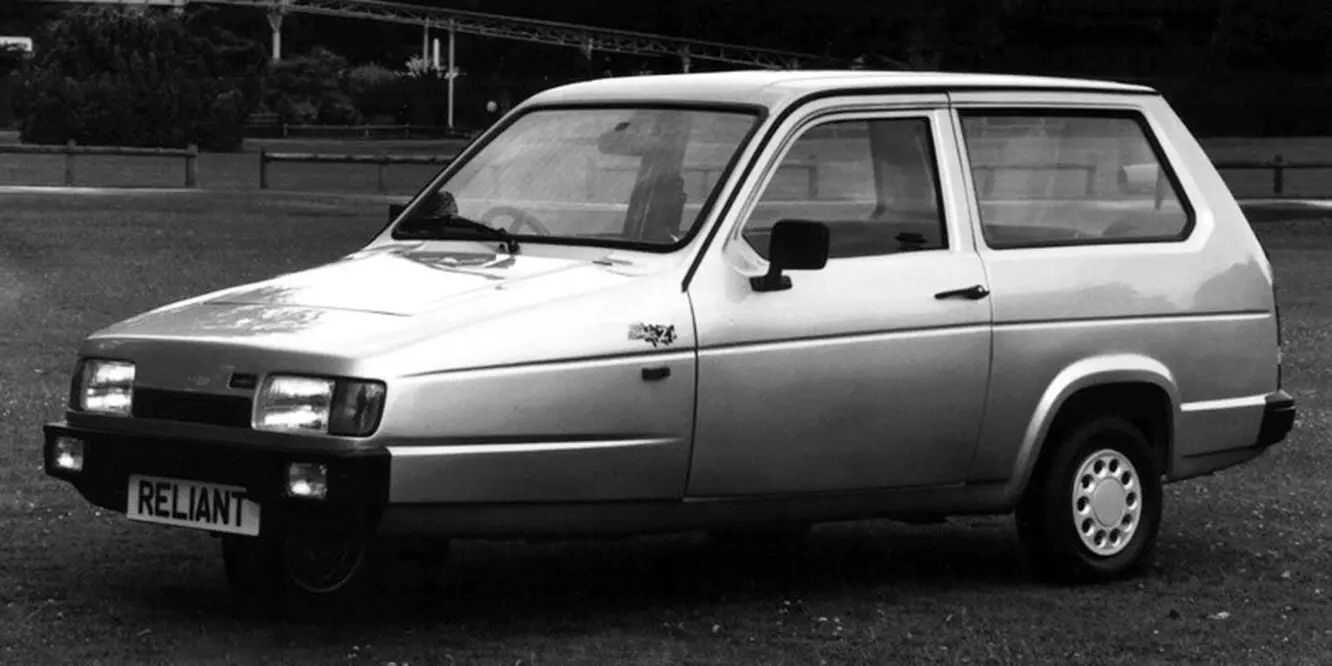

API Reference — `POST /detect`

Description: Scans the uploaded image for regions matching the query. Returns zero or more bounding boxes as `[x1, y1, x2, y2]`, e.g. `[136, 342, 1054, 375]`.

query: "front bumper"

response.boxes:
[42, 421, 391, 539]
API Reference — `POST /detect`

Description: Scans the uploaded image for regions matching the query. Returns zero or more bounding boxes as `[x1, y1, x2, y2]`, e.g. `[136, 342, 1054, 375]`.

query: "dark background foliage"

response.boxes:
[10, 6, 267, 150]
[1, 0, 1330, 145]
[0, 45, 24, 128]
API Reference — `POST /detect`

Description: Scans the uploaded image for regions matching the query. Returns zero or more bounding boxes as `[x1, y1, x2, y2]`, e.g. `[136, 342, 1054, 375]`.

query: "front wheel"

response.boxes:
[1016, 415, 1163, 584]
[221, 517, 376, 603]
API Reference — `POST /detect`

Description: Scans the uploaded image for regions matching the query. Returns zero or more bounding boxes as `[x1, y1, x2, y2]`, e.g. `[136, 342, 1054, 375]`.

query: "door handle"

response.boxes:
[641, 366, 671, 381]
[934, 284, 990, 300]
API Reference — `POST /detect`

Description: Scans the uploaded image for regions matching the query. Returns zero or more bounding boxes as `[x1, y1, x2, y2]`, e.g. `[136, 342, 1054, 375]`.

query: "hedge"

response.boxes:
[13, 6, 266, 151]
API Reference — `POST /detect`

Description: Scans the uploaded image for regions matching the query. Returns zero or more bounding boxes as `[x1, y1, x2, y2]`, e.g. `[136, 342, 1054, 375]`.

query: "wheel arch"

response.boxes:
[1009, 355, 1179, 502]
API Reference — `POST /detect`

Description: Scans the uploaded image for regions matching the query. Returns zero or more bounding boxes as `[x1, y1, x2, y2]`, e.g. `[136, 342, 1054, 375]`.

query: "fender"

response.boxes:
[1002, 354, 1180, 502]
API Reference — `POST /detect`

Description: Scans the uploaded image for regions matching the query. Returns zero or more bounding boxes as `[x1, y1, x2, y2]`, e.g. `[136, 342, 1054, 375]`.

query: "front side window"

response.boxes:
[391, 107, 758, 251]
[739, 116, 948, 261]
[959, 110, 1192, 248]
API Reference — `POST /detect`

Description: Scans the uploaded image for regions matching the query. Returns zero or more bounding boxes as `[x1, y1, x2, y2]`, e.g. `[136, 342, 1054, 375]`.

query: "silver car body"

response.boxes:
[50, 71, 1286, 540]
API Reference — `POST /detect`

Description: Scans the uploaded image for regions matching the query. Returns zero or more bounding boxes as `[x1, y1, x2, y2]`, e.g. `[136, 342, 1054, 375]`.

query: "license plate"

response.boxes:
[126, 474, 261, 537]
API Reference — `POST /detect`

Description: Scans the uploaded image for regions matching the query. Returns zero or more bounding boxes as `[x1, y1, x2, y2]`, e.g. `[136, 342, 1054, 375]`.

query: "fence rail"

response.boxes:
[259, 150, 455, 192]
[244, 122, 478, 140]
[2, 141, 1331, 201]
[0, 140, 199, 187]
[971, 162, 1100, 197]
[1213, 154, 1332, 197]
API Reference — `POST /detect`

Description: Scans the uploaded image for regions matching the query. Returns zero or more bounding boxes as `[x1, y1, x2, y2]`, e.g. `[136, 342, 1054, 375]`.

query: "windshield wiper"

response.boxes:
[397, 213, 520, 254]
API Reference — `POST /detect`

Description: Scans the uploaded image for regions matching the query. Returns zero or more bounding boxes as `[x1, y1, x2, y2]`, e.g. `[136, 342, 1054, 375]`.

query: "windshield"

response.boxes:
[392, 107, 759, 250]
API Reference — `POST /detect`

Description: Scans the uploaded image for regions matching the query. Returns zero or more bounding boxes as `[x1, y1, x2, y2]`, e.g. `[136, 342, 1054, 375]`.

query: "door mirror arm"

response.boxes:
[750, 219, 830, 293]
[749, 265, 793, 292]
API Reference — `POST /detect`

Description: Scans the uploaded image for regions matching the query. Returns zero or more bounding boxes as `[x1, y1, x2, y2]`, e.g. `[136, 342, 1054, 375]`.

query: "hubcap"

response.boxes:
[1071, 448, 1142, 557]
[281, 527, 368, 595]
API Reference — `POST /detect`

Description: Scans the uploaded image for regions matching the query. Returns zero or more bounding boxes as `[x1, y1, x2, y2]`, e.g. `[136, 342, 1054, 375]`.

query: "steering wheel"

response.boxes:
[479, 206, 552, 236]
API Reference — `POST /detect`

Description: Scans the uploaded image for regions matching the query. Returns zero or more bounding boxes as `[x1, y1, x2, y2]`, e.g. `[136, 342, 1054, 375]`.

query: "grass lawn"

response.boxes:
[0, 190, 1329, 665]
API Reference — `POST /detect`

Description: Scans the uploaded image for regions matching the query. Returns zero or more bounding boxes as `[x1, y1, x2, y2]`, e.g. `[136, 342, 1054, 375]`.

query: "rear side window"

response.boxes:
[959, 110, 1192, 248]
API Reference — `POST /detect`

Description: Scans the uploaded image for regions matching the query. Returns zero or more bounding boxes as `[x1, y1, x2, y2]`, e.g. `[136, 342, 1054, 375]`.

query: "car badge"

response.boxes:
[628, 323, 677, 348]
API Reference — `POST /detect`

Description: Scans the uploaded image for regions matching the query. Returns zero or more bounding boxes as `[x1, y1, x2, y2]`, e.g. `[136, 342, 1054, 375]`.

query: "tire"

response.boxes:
[1016, 415, 1163, 584]
[220, 518, 380, 607]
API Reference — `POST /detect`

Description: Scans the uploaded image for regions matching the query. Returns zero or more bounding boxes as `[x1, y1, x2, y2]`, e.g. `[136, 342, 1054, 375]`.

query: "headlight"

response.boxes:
[254, 374, 386, 437]
[74, 359, 135, 416]
[330, 380, 388, 436]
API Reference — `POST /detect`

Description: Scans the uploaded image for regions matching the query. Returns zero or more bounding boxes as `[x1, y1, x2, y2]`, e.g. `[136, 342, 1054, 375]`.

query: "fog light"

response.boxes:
[286, 462, 328, 500]
[53, 436, 85, 472]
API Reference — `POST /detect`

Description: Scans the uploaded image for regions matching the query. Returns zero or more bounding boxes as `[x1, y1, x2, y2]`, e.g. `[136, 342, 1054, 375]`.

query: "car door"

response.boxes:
[685, 103, 994, 497]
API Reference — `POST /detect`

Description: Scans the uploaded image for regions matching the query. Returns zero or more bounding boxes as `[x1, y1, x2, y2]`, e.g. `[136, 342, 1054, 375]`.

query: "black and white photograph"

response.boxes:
[0, 0, 1325, 663]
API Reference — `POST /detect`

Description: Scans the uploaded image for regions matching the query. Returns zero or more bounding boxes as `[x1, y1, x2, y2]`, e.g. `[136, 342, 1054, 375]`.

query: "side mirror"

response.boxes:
[750, 219, 830, 293]
[389, 203, 406, 222]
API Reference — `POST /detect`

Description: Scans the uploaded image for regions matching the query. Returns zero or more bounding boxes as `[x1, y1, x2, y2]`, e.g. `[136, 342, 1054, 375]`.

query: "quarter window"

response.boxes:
[959, 110, 1191, 248]
[740, 117, 948, 260]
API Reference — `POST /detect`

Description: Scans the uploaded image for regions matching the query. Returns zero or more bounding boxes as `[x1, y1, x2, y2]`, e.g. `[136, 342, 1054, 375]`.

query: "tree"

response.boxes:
[0, 45, 25, 76]
[1210, 0, 1332, 77]
[0, 45, 26, 128]
[14, 6, 266, 150]
[262, 46, 359, 125]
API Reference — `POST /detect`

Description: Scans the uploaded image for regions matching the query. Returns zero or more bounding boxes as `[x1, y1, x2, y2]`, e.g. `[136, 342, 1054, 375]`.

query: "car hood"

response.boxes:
[208, 243, 632, 316]
[84, 243, 690, 375]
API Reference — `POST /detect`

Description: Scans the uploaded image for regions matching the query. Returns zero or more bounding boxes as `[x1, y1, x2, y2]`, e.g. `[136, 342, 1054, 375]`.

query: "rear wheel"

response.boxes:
[1016, 415, 1163, 584]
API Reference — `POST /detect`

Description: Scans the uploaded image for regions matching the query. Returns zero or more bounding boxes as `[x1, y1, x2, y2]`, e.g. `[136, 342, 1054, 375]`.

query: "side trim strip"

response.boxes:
[1180, 394, 1268, 413]
[389, 438, 674, 457]
[995, 310, 1267, 331]
[694, 310, 1269, 355]
[399, 349, 696, 379]
[697, 323, 990, 354]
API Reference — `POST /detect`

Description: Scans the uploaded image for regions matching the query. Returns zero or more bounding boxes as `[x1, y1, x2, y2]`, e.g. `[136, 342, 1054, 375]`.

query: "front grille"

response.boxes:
[131, 388, 253, 428]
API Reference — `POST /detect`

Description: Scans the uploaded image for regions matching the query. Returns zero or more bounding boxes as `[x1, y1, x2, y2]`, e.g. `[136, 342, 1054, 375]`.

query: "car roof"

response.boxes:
[524, 70, 1158, 110]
